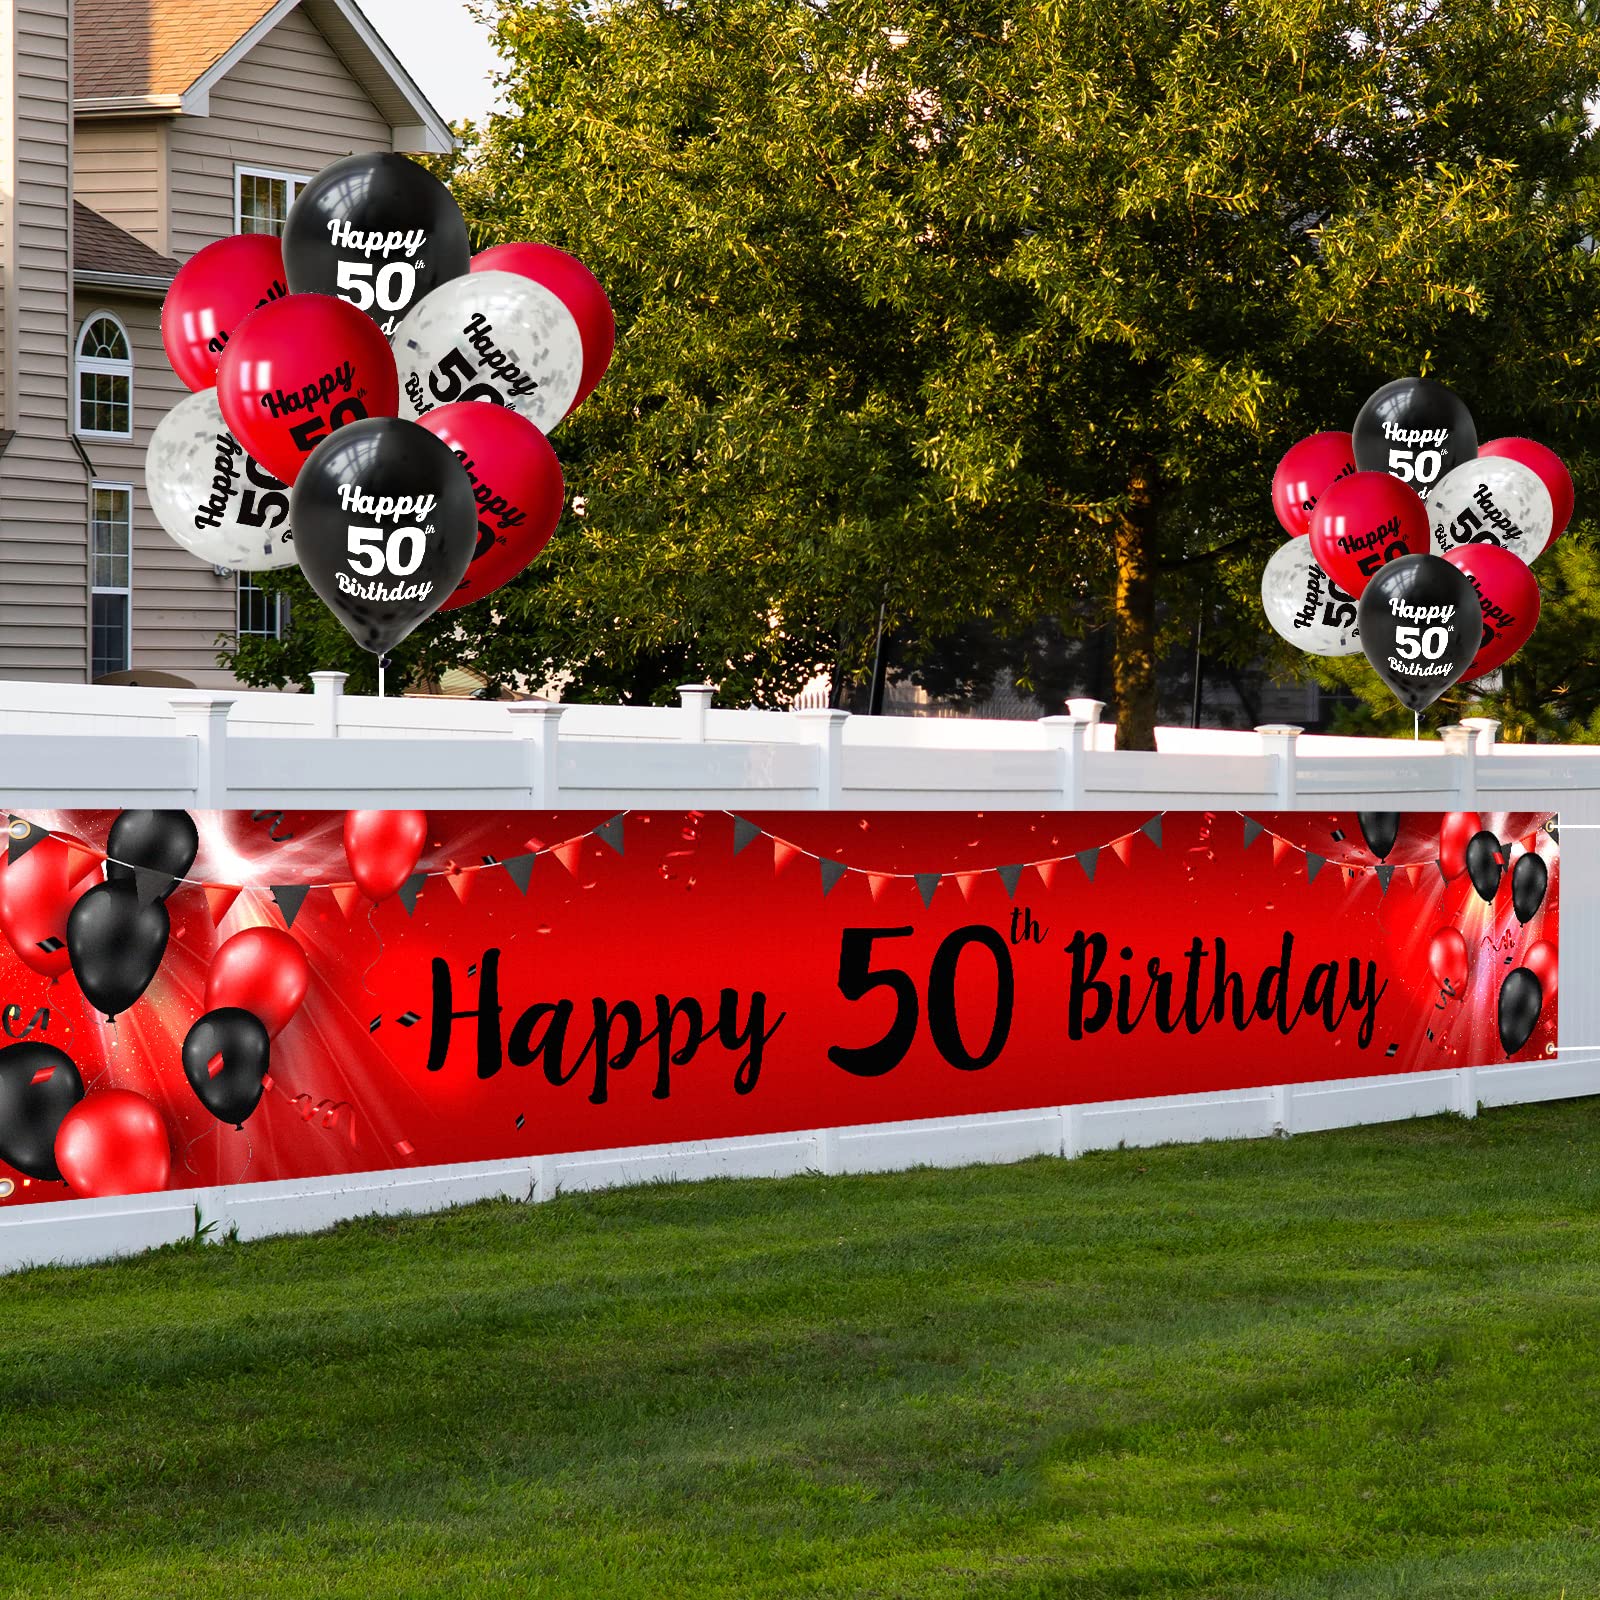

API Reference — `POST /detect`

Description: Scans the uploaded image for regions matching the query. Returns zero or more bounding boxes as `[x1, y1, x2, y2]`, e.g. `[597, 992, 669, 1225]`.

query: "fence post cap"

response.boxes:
[1438, 724, 1473, 754]
[1065, 697, 1106, 722]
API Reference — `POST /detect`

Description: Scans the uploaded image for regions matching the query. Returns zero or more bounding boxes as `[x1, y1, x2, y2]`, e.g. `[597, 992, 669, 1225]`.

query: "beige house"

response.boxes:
[0, 0, 451, 686]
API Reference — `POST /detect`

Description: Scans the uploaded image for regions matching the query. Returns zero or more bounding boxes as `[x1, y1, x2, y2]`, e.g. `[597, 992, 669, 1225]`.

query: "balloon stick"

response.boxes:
[1414, 712, 1420, 742]
[378, 655, 389, 700]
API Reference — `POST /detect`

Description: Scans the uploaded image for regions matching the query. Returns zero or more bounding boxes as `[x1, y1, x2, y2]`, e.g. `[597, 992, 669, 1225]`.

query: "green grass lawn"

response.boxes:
[4, 1101, 1600, 1598]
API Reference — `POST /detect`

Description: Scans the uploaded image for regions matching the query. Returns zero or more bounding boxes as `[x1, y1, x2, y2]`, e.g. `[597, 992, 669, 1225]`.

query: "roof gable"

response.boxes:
[74, 202, 181, 289]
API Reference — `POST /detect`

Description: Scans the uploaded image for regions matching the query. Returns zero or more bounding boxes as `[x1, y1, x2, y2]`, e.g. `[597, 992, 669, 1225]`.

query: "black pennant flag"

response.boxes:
[1243, 818, 1263, 848]
[1374, 864, 1395, 895]
[397, 873, 426, 916]
[133, 865, 169, 906]
[1077, 849, 1099, 882]
[732, 817, 762, 855]
[1141, 816, 1163, 848]
[1305, 853, 1326, 884]
[503, 855, 535, 895]
[820, 859, 848, 897]
[6, 817, 45, 864]
[271, 884, 310, 928]
[594, 814, 626, 855]
[996, 864, 1024, 899]
[914, 872, 941, 908]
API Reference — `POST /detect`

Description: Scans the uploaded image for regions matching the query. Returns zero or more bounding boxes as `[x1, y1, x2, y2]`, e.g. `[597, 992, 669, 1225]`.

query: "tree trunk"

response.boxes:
[1113, 466, 1159, 751]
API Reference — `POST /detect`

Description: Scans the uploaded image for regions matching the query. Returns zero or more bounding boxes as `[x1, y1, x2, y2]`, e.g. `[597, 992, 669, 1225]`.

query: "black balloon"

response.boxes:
[182, 1008, 271, 1128]
[1356, 554, 1483, 712]
[1465, 830, 1504, 902]
[289, 416, 477, 657]
[1512, 851, 1549, 924]
[282, 152, 471, 335]
[1352, 376, 1477, 491]
[1498, 967, 1543, 1054]
[1358, 812, 1400, 860]
[0, 1042, 84, 1181]
[66, 882, 169, 1019]
[105, 809, 198, 901]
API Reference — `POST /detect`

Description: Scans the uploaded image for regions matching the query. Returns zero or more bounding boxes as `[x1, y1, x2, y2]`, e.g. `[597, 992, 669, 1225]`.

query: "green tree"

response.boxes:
[234, 0, 1600, 746]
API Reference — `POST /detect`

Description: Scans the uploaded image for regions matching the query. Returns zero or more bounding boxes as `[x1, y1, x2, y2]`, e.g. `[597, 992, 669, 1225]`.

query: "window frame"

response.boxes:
[234, 163, 311, 237]
[74, 312, 134, 441]
[89, 480, 134, 680]
[236, 570, 289, 641]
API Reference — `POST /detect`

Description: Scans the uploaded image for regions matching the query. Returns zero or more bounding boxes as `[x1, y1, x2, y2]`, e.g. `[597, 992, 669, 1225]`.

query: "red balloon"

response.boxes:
[0, 836, 102, 979]
[1443, 545, 1541, 681]
[472, 242, 614, 415]
[414, 403, 565, 611]
[1309, 471, 1430, 598]
[1428, 927, 1469, 996]
[55, 1091, 171, 1198]
[206, 926, 311, 1039]
[1439, 811, 1482, 881]
[161, 234, 288, 393]
[217, 292, 399, 486]
[1479, 438, 1573, 552]
[1271, 431, 1357, 539]
[1524, 939, 1558, 1004]
[343, 810, 429, 902]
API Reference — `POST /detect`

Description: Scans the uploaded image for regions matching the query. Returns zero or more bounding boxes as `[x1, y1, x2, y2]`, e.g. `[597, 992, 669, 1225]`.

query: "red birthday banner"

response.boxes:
[0, 809, 1559, 1209]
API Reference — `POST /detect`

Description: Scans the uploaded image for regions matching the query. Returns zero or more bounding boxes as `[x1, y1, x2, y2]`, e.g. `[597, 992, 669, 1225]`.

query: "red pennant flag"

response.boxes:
[1405, 864, 1424, 889]
[331, 883, 363, 921]
[955, 872, 985, 902]
[868, 873, 895, 902]
[1035, 860, 1061, 890]
[61, 842, 103, 887]
[553, 839, 585, 876]
[773, 839, 803, 876]
[1110, 835, 1137, 867]
[1272, 835, 1295, 868]
[203, 884, 241, 925]
[444, 868, 474, 904]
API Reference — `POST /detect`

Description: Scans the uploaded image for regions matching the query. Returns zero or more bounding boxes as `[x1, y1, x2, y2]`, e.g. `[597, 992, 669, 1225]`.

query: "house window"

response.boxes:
[75, 314, 132, 439]
[90, 484, 133, 679]
[237, 572, 288, 639]
[236, 166, 310, 237]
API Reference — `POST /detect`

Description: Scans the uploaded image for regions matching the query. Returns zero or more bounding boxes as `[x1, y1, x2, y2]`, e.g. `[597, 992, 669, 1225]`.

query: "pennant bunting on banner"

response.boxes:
[1243, 818, 1263, 849]
[732, 817, 762, 856]
[1271, 835, 1294, 868]
[133, 865, 169, 906]
[6, 818, 45, 864]
[593, 815, 626, 855]
[820, 858, 848, 897]
[1111, 834, 1137, 868]
[503, 855, 535, 895]
[271, 884, 310, 928]
[330, 883, 362, 921]
[955, 872, 984, 902]
[444, 870, 473, 904]
[1405, 864, 1424, 890]
[552, 840, 585, 877]
[61, 843, 101, 885]
[772, 839, 803, 876]
[1034, 859, 1061, 891]
[204, 884, 242, 925]
[1374, 864, 1395, 894]
[914, 872, 941, 908]
[396, 873, 426, 916]
[996, 864, 1024, 899]
[1305, 853, 1325, 884]
[1077, 849, 1099, 882]
[868, 873, 894, 902]
[1141, 816, 1163, 848]
[1436, 857, 1449, 883]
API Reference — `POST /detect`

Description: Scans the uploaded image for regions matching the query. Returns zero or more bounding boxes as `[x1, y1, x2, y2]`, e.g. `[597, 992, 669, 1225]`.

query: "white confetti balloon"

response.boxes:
[392, 269, 583, 433]
[145, 388, 295, 569]
[1261, 537, 1363, 656]
[1427, 456, 1551, 564]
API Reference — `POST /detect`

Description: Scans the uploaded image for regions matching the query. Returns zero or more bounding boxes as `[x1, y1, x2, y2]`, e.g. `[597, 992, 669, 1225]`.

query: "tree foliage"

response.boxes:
[233, 0, 1600, 743]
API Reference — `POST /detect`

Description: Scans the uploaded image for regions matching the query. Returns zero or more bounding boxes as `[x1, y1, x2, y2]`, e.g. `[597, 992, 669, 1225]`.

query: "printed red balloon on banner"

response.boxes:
[1439, 811, 1481, 881]
[1442, 544, 1541, 681]
[0, 835, 102, 980]
[472, 242, 615, 415]
[415, 402, 565, 611]
[205, 926, 311, 1039]
[1309, 471, 1430, 598]
[1271, 431, 1357, 539]
[54, 1090, 172, 1199]
[216, 292, 399, 486]
[1428, 927, 1469, 995]
[161, 233, 288, 393]
[1524, 939, 1558, 1004]
[1478, 437, 1574, 552]
[343, 810, 428, 902]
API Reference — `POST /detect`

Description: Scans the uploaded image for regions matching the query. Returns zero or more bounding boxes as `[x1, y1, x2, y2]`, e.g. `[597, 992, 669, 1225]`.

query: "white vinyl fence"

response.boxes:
[0, 678, 1593, 1271]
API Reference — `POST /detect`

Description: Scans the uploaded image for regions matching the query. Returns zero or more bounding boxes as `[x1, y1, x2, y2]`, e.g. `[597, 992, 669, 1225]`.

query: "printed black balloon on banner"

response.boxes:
[289, 416, 477, 657]
[1511, 851, 1548, 924]
[1465, 830, 1504, 903]
[182, 1008, 271, 1128]
[1356, 554, 1483, 713]
[0, 1041, 84, 1181]
[1358, 813, 1400, 860]
[66, 882, 170, 1020]
[1351, 377, 1478, 492]
[282, 153, 472, 335]
[1498, 966, 1543, 1054]
[104, 809, 198, 901]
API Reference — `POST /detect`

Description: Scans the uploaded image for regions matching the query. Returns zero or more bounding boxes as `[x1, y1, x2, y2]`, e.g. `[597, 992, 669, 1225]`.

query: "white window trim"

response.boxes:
[234, 163, 311, 235]
[90, 480, 134, 679]
[236, 571, 289, 640]
[75, 312, 133, 442]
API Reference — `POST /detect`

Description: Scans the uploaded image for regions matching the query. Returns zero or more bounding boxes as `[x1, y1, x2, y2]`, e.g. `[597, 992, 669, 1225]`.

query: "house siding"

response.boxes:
[73, 117, 167, 252]
[0, 0, 89, 683]
[166, 5, 390, 261]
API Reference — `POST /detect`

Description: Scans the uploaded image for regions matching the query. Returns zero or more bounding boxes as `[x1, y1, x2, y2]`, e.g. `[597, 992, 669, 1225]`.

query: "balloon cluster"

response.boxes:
[155, 153, 611, 659]
[1264, 377, 1572, 714]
